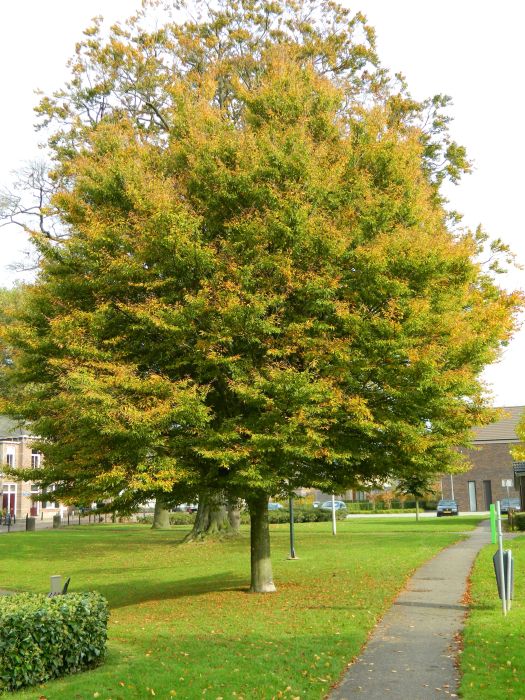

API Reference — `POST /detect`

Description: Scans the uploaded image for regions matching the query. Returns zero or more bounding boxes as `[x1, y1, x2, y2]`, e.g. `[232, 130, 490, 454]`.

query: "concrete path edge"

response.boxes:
[328, 521, 494, 700]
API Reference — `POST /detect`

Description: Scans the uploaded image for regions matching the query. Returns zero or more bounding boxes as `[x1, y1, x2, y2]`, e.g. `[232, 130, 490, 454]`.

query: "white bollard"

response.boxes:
[496, 501, 507, 616]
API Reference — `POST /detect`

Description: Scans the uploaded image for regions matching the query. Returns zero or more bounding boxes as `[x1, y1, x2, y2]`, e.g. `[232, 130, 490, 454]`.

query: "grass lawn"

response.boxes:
[1, 516, 482, 700]
[460, 532, 525, 699]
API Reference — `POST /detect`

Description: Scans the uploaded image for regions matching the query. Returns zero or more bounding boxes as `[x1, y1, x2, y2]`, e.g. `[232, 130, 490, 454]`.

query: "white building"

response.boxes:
[0, 416, 59, 518]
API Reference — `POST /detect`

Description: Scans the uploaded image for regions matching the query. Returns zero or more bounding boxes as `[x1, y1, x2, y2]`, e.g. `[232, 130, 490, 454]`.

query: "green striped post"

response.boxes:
[490, 503, 497, 544]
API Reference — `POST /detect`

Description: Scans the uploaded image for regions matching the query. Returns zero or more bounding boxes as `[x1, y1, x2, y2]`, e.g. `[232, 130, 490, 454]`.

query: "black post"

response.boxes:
[288, 495, 297, 559]
[25, 514, 28, 531]
[67, 513, 70, 526]
[79, 513, 81, 525]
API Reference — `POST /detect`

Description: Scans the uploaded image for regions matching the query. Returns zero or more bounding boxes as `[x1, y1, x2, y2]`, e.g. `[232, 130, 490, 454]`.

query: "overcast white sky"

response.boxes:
[1, 0, 524, 407]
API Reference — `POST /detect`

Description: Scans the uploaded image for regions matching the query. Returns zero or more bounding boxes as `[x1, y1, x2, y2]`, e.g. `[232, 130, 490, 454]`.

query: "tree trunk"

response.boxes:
[227, 499, 241, 534]
[415, 498, 420, 522]
[248, 492, 276, 593]
[207, 502, 228, 535]
[152, 495, 171, 529]
[184, 491, 231, 541]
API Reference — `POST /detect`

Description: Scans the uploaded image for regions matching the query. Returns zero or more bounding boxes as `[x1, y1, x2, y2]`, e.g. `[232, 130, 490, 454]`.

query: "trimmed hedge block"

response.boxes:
[266, 507, 348, 524]
[512, 512, 525, 531]
[137, 512, 196, 526]
[0, 591, 108, 693]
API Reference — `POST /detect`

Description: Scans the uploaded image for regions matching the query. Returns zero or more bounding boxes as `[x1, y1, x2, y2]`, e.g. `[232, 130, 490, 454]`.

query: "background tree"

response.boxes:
[396, 474, 438, 521]
[1, 0, 521, 593]
[185, 490, 241, 541]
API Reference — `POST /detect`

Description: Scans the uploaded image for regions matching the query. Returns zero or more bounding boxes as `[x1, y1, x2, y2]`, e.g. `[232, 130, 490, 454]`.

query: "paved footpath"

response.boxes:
[330, 521, 498, 700]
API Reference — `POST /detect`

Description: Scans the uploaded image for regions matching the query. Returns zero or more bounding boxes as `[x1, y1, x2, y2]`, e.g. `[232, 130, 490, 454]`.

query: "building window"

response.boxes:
[482, 480, 493, 510]
[468, 481, 478, 512]
[2, 483, 16, 514]
[45, 485, 58, 509]
[5, 448, 15, 469]
[31, 450, 41, 468]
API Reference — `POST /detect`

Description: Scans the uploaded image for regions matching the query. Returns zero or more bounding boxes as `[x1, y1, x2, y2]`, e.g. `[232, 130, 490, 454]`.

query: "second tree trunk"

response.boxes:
[248, 492, 276, 593]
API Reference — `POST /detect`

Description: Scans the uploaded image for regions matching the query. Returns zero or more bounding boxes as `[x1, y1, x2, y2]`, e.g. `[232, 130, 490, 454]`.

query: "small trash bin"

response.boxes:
[26, 517, 36, 531]
[52, 514, 62, 529]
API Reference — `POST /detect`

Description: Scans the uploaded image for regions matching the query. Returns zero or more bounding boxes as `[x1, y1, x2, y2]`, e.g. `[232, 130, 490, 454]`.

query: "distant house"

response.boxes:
[0, 416, 59, 518]
[440, 406, 524, 512]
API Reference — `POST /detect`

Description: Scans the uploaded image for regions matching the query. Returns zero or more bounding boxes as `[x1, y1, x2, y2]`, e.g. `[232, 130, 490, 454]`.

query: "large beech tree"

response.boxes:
[1, 0, 521, 592]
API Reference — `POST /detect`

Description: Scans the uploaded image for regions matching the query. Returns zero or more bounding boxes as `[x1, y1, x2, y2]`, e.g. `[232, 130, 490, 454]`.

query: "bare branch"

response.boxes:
[143, 100, 171, 131]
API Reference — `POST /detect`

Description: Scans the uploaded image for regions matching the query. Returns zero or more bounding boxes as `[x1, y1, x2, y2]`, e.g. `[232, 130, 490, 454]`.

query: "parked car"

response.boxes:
[174, 503, 198, 513]
[268, 502, 285, 510]
[436, 499, 459, 517]
[500, 498, 521, 514]
[320, 500, 347, 511]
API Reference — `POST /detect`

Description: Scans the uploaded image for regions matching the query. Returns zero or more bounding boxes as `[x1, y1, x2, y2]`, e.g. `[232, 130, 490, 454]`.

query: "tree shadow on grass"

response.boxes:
[78, 572, 249, 608]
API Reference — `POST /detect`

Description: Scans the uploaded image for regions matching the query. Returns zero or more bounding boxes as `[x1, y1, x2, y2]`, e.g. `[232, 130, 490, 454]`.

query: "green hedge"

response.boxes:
[339, 500, 438, 512]
[513, 513, 525, 531]
[0, 592, 108, 693]
[138, 509, 347, 525]
[137, 512, 196, 525]
[352, 508, 418, 514]
[265, 507, 348, 524]
[168, 512, 196, 525]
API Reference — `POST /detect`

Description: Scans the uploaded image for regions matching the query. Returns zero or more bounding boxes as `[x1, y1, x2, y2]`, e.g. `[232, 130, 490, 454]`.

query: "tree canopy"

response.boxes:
[0, 0, 521, 591]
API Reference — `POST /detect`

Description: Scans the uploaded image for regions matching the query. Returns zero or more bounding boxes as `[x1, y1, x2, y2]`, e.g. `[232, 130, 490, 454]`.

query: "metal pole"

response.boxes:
[288, 495, 297, 559]
[496, 501, 507, 616]
[450, 474, 455, 501]
[331, 494, 337, 536]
